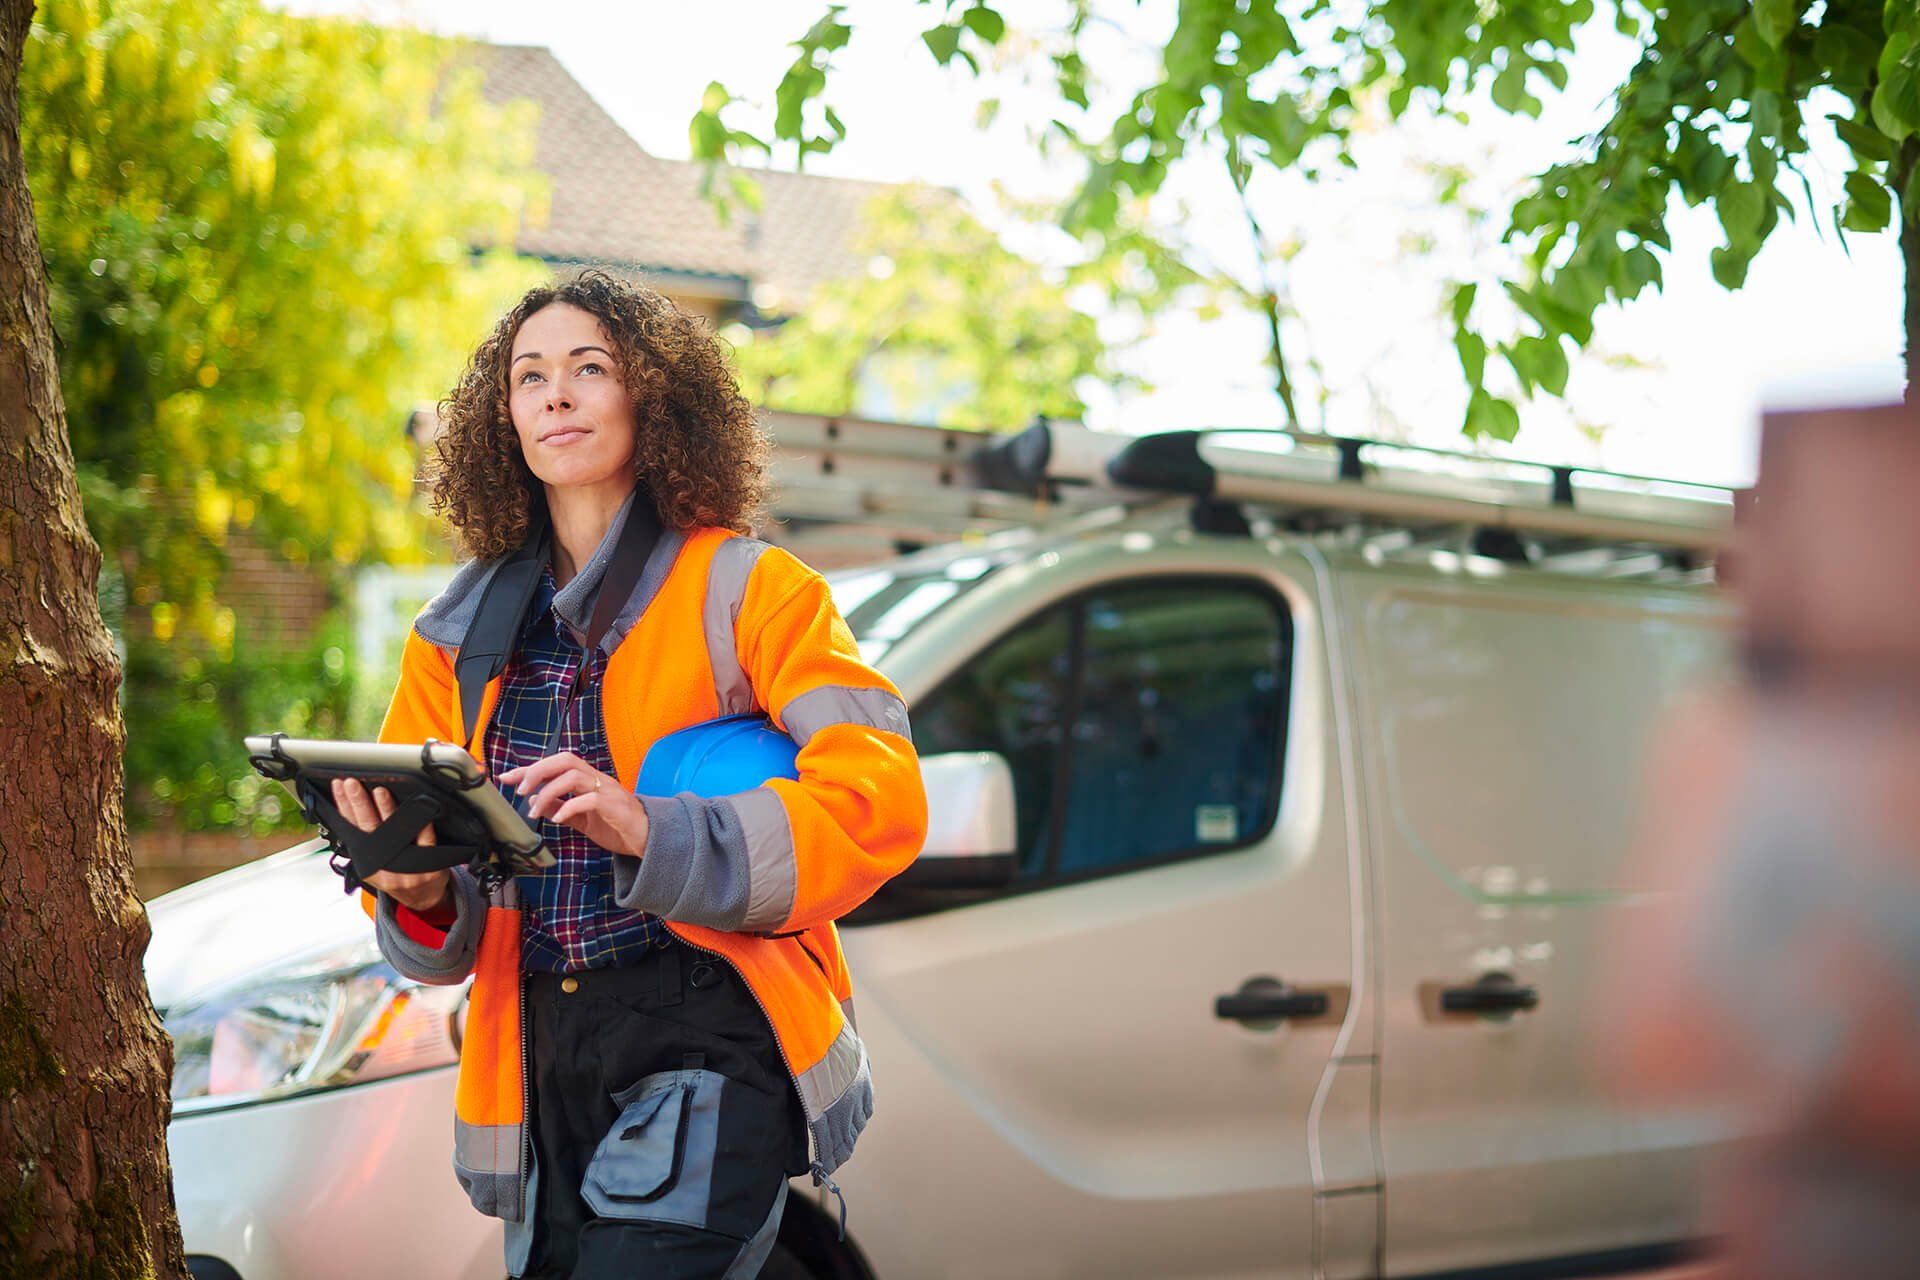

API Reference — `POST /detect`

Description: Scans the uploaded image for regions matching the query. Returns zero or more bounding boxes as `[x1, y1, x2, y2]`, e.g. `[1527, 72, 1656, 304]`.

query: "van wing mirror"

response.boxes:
[895, 751, 1018, 891]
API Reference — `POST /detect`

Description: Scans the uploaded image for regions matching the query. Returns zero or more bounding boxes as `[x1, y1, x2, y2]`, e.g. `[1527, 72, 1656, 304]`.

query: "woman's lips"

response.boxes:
[541, 429, 590, 446]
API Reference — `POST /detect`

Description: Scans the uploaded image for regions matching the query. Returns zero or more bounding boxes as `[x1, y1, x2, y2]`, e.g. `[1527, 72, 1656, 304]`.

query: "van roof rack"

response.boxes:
[762, 411, 1740, 570]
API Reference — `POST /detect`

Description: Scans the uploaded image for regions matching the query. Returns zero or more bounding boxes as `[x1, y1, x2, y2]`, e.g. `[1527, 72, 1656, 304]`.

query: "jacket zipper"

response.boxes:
[517, 965, 532, 1222]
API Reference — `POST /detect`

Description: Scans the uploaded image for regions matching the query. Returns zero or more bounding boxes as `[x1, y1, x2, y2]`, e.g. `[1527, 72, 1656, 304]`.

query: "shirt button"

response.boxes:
[560, 976, 580, 994]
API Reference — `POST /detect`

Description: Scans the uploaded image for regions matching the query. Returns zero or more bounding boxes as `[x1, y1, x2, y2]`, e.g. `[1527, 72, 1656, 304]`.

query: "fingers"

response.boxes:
[524, 765, 609, 820]
[498, 752, 588, 794]
[370, 784, 436, 845]
[327, 779, 434, 845]
[331, 777, 378, 832]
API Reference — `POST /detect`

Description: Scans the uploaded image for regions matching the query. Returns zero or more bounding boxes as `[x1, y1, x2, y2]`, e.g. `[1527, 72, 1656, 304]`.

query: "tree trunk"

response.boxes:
[0, 1, 190, 1274]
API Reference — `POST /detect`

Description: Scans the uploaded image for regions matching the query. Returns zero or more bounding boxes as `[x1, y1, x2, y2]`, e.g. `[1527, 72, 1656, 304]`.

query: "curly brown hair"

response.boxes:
[428, 270, 770, 561]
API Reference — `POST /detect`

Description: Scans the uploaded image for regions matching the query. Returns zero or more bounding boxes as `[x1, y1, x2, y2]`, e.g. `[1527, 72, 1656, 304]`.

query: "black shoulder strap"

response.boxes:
[453, 490, 664, 748]
[583, 490, 663, 656]
[455, 504, 553, 748]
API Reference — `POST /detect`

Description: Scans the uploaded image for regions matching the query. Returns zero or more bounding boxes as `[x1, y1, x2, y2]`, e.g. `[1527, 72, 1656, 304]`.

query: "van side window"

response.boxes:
[913, 577, 1290, 891]
[1054, 582, 1289, 877]
[910, 606, 1072, 878]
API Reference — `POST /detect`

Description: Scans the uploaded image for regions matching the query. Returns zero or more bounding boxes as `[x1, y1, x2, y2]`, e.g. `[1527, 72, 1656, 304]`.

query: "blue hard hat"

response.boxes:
[635, 713, 801, 798]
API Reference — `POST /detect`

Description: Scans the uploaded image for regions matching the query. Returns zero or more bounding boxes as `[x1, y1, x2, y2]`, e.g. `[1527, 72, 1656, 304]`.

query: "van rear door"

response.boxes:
[1344, 566, 1732, 1276]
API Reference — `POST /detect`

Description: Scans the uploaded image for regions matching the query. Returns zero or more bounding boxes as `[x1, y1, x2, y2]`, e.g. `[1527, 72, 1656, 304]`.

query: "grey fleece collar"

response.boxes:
[413, 489, 688, 657]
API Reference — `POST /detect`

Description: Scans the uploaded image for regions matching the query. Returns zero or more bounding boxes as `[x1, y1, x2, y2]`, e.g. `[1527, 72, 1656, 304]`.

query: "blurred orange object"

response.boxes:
[1602, 402, 1920, 1280]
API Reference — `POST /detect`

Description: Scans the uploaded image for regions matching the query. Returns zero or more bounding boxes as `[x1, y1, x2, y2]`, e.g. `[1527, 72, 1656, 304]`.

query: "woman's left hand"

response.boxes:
[499, 753, 651, 859]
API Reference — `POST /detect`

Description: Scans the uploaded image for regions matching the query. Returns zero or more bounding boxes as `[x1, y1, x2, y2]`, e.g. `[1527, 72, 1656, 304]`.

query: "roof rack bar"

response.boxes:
[754, 410, 1739, 563]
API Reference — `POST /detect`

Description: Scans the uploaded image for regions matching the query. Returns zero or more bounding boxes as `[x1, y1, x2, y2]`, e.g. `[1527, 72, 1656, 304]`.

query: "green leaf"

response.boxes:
[1608, 244, 1662, 298]
[1449, 282, 1477, 327]
[802, 9, 852, 52]
[689, 110, 726, 159]
[1833, 114, 1896, 163]
[1529, 336, 1570, 397]
[961, 5, 1006, 43]
[1710, 245, 1751, 289]
[1908, 161, 1920, 227]
[1753, 0, 1798, 48]
[1464, 389, 1496, 436]
[1455, 329, 1487, 387]
[1491, 60, 1531, 114]
[1841, 168, 1893, 232]
[1488, 397, 1521, 442]
[1538, 60, 1570, 92]
[922, 23, 962, 65]
[1872, 31, 1920, 140]
[1816, 23, 1881, 94]
[1718, 181, 1766, 243]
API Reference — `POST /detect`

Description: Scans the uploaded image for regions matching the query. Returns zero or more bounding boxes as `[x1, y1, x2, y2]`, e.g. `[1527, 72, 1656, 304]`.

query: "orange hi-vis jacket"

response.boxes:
[362, 507, 927, 1227]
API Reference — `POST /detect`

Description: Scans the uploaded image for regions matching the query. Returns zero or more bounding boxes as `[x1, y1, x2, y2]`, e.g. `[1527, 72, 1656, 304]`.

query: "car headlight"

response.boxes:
[164, 937, 467, 1116]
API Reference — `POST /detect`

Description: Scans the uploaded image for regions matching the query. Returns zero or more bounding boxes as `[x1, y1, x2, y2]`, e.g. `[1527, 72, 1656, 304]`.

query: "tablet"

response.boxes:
[245, 734, 555, 883]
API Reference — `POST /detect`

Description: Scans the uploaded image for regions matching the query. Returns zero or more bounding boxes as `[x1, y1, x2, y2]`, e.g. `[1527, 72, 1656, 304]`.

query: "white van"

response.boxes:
[150, 424, 1736, 1280]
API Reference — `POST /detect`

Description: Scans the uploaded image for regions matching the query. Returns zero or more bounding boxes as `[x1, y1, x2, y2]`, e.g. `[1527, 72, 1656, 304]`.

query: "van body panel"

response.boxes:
[840, 533, 1364, 1278]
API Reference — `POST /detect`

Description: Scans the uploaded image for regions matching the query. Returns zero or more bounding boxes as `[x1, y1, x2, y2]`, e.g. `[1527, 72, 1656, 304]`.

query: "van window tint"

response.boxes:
[911, 607, 1071, 877]
[1055, 584, 1288, 876]
[913, 577, 1290, 890]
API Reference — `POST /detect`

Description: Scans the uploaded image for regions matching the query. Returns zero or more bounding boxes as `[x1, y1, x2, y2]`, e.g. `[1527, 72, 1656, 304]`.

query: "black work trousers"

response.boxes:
[518, 940, 810, 1279]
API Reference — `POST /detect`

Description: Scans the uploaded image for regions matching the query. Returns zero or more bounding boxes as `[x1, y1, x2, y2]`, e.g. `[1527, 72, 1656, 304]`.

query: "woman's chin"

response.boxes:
[533, 456, 629, 492]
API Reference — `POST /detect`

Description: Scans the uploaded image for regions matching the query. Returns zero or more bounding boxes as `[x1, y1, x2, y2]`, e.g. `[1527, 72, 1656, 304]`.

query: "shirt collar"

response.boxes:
[541, 488, 638, 644]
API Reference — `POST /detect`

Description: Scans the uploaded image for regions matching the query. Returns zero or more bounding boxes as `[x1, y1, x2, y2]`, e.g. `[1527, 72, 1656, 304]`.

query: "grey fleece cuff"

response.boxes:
[611, 793, 754, 931]
[372, 865, 486, 985]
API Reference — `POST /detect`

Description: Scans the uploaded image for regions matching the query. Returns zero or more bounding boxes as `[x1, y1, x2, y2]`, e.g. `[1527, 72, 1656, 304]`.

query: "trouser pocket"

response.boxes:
[581, 1052, 793, 1241]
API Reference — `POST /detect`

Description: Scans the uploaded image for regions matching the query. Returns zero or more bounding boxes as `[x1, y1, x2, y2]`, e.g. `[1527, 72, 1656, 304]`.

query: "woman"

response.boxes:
[327, 270, 927, 1279]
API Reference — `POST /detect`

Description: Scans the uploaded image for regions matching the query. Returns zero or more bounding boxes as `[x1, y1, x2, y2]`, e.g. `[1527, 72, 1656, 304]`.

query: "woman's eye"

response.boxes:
[517, 369, 544, 386]
[577, 362, 603, 375]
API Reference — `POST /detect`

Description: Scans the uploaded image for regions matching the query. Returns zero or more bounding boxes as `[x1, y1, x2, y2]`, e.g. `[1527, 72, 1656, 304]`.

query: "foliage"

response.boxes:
[694, 0, 1920, 440]
[23, 0, 548, 829]
[730, 185, 1130, 428]
[118, 604, 356, 834]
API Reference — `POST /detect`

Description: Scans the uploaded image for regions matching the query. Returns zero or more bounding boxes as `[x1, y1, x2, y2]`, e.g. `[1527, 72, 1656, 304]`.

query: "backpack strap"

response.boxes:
[455, 489, 664, 751]
[455, 504, 553, 750]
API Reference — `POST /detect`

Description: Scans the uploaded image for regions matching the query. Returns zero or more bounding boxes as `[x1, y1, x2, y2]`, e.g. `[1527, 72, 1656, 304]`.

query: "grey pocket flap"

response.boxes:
[586, 1082, 690, 1204]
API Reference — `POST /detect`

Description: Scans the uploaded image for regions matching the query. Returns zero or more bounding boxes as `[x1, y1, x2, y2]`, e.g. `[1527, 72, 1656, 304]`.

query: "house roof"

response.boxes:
[472, 43, 900, 306]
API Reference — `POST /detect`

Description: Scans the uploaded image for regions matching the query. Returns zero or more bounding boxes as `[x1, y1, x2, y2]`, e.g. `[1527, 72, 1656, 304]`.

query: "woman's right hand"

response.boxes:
[330, 776, 452, 914]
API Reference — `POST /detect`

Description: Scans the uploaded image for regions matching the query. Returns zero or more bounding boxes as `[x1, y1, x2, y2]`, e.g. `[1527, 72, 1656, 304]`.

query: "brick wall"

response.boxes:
[218, 530, 338, 652]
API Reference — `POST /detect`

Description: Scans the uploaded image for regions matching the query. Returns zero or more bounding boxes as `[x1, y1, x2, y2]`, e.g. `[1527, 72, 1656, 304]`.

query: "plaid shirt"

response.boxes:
[485, 565, 670, 972]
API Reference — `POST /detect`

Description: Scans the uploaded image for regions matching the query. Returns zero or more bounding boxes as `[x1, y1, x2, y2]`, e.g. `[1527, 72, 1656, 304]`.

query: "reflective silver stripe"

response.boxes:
[454, 1114, 527, 1218]
[731, 786, 797, 932]
[453, 1118, 524, 1174]
[704, 537, 772, 716]
[793, 1020, 866, 1122]
[780, 684, 912, 749]
[721, 1181, 789, 1280]
[840, 996, 858, 1032]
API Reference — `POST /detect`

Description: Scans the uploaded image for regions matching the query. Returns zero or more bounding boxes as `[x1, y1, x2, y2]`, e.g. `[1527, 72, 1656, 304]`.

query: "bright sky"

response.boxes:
[291, 0, 1905, 487]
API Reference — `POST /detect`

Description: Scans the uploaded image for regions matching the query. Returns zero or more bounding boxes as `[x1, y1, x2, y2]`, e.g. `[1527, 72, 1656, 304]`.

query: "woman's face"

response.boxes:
[507, 302, 639, 493]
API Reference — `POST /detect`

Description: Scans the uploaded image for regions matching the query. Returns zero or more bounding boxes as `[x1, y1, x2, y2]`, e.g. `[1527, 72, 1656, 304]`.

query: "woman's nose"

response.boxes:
[545, 388, 573, 411]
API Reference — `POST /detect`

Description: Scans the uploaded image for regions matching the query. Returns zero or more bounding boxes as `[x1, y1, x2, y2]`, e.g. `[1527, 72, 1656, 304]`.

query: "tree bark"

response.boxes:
[0, 1, 190, 1274]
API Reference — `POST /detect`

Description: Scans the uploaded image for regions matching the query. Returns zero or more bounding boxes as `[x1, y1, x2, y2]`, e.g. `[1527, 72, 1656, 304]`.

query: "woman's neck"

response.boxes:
[544, 479, 635, 591]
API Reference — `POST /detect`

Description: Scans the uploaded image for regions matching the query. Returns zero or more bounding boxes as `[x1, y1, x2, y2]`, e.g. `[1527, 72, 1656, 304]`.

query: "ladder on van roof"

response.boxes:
[763, 410, 1740, 577]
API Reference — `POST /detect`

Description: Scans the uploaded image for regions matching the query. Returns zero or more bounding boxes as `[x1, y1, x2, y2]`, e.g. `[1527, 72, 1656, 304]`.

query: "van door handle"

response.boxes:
[1429, 972, 1539, 1017]
[1215, 976, 1343, 1028]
